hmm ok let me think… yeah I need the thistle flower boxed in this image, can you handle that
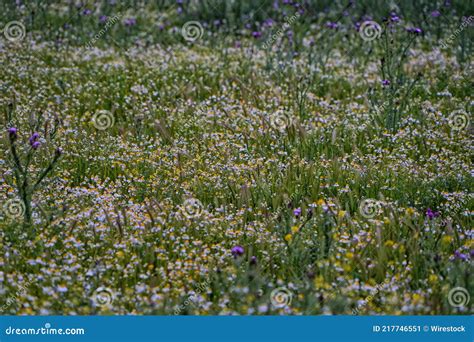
[231,245,244,257]
[31,141,41,150]
[29,132,39,145]
[8,127,17,140]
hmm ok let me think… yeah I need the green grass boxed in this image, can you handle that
[0,0,472,315]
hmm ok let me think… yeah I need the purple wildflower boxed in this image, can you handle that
[390,12,401,23]
[252,31,262,39]
[99,15,108,23]
[8,127,18,139]
[293,207,302,217]
[250,256,257,265]
[124,18,136,27]
[406,27,422,34]
[82,9,92,16]
[31,141,41,150]
[454,250,468,261]
[426,208,440,220]
[326,21,338,29]
[231,245,244,257]
[382,79,391,86]
[263,18,274,27]
[29,132,39,145]
[431,10,441,18]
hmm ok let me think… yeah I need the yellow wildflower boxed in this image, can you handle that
[441,236,453,245]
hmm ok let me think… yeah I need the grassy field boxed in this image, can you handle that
[0,0,472,315]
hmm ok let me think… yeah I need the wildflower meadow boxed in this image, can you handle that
[0,0,472,317]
